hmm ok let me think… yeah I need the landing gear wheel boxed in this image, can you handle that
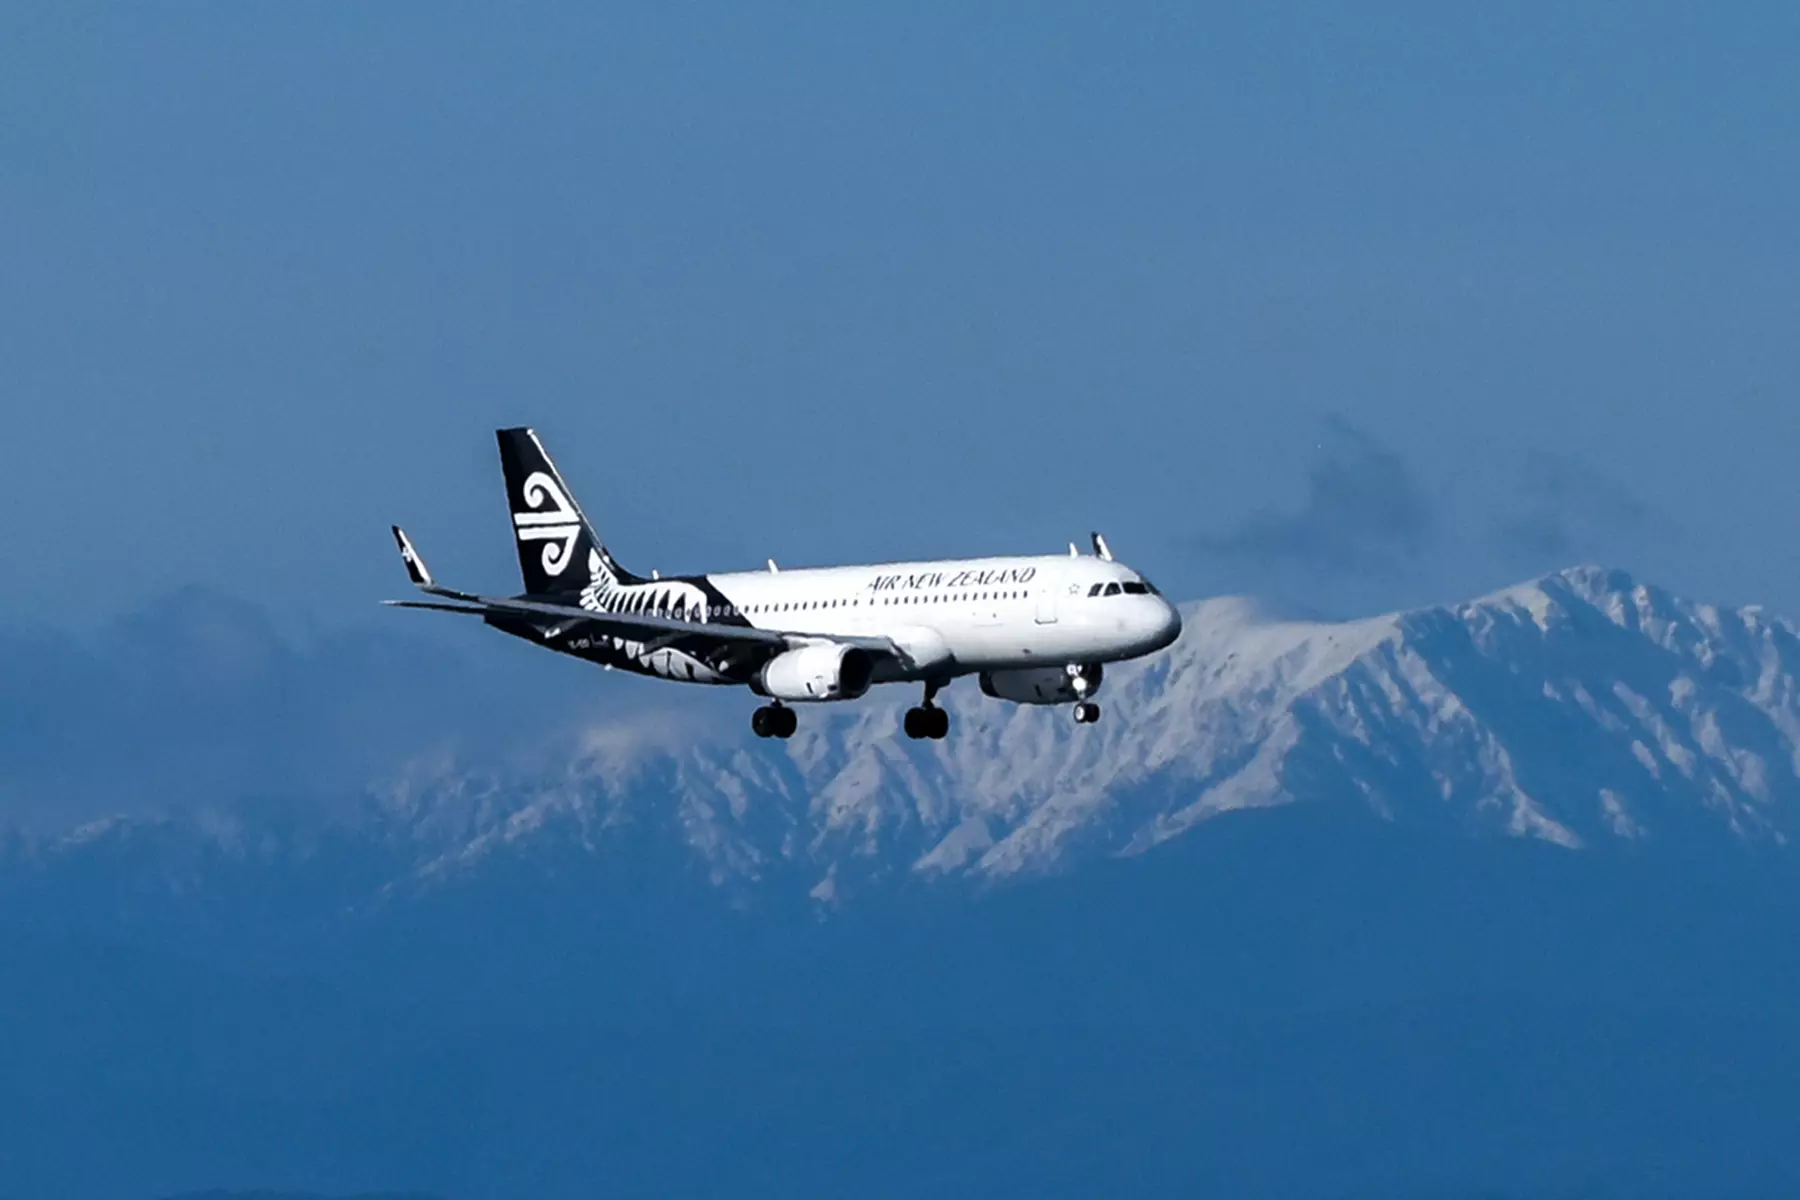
[904,706,950,740]
[752,705,798,739]
[1073,701,1101,725]
[904,680,951,741]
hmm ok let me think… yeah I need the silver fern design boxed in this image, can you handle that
[575,548,724,682]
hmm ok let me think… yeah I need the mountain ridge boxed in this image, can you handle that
[8,568,1800,1200]
[6,565,1800,913]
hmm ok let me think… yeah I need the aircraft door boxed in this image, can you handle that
[1035,574,1061,624]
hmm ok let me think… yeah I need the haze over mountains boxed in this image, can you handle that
[6,567,1800,1198]
[6,565,1798,904]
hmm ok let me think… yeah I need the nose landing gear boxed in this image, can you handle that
[1066,663,1101,725]
[751,704,797,739]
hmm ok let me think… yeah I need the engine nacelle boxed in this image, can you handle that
[758,643,874,702]
[979,663,1103,705]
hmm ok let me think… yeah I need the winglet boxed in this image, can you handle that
[392,525,436,588]
[1091,532,1114,562]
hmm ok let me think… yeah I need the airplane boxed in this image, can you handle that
[387,428,1182,740]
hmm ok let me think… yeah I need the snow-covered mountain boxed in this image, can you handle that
[12,568,1800,1200]
[17,565,1794,909]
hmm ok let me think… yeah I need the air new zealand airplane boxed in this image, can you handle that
[389,429,1182,740]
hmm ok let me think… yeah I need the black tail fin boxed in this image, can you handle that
[496,427,641,596]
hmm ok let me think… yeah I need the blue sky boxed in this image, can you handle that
[4,4,1799,628]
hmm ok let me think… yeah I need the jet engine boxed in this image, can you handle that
[758,643,874,702]
[979,663,1103,705]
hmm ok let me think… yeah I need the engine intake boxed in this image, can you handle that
[758,644,874,702]
[979,663,1103,705]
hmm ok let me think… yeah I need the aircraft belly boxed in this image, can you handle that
[951,622,1015,670]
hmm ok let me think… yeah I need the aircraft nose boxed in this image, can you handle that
[1153,598,1182,649]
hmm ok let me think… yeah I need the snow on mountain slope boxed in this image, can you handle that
[362,566,1800,898]
[11,566,1800,901]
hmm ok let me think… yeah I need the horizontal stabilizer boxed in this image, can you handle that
[382,599,489,616]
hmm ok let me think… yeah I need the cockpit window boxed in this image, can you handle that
[1092,580,1163,598]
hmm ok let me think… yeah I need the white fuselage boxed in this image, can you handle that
[699,553,1181,684]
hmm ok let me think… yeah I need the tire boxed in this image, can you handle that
[903,707,928,740]
[928,707,950,739]
[776,706,797,738]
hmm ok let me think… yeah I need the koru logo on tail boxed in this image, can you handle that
[512,471,581,576]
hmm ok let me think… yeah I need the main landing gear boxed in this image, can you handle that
[903,680,950,740]
[751,704,796,739]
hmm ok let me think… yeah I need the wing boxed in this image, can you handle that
[383,526,907,663]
